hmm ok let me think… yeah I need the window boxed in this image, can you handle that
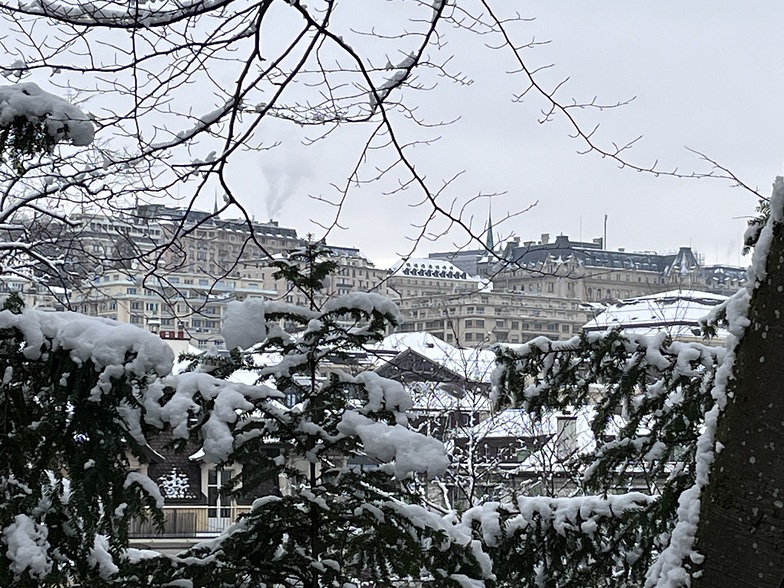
[285,389,300,408]
[126,287,137,295]
[207,467,236,522]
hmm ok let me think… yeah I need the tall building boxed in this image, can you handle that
[485,234,739,302]
[67,206,393,349]
[395,290,594,347]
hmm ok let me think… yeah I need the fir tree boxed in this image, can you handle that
[130,242,492,587]
[484,180,784,587]
[485,327,722,587]
[0,293,173,586]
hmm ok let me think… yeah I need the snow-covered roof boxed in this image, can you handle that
[377,332,496,382]
[461,407,600,473]
[406,382,492,412]
[583,290,727,340]
[389,258,480,281]
[467,408,591,440]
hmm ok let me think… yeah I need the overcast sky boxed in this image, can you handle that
[229,2,783,270]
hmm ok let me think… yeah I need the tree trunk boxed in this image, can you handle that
[695,210,784,587]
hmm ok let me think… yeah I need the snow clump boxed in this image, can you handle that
[0,83,94,146]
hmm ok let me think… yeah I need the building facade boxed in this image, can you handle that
[394,290,594,347]
[485,233,744,302]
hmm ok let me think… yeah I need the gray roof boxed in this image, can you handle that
[500,235,700,276]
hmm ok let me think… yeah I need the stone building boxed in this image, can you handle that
[485,233,743,302]
[70,209,391,349]
[394,289,594,347]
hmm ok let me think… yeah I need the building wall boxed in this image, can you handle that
[486,235,730,303]
[395,290,594,347]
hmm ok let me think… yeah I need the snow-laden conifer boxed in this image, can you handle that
[487,178,784,587]
[128,242,493,588]
[0,293,174,586]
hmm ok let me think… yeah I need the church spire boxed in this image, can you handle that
[485,204,495,251]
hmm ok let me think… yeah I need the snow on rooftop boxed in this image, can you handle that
[462,407,601,473]
[389,257,480,281]
[378,331,496,382]
[583,290,728,340]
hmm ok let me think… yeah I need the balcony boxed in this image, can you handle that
[130,505,252,539]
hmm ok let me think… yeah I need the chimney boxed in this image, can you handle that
[540,233,550,245]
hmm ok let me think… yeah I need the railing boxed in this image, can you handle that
[129,505,252,538]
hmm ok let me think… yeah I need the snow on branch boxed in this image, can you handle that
[337,411,449,479]
[0,83,94,146]
[0,307,172,376]
[17,0,232,28]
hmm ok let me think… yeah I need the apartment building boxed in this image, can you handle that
[320,246,391,298]
[67,206,392,348]
[76,270,277,349]
[395,290,594,347]
[485,234,744,302]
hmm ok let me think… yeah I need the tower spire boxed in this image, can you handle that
[485,203,495,251]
